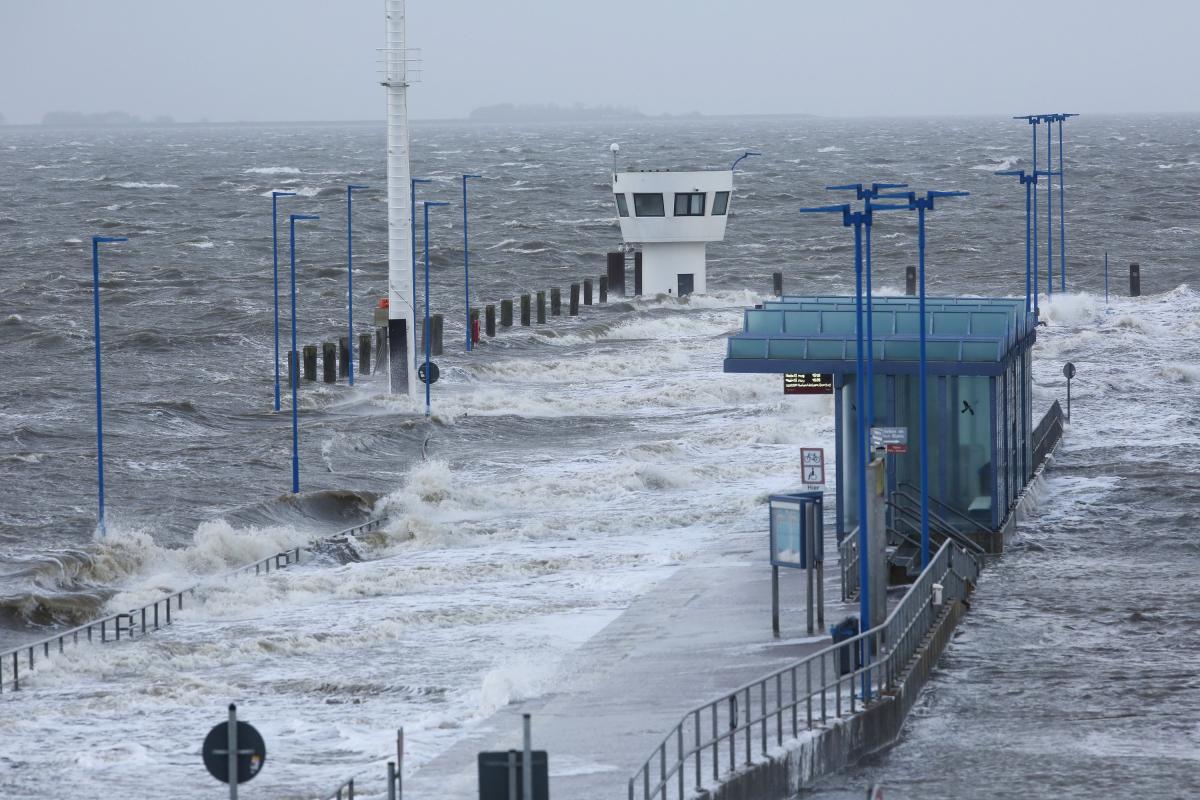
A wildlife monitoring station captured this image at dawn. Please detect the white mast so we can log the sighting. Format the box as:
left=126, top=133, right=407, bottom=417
left=384, top=0, right=416, bottom=398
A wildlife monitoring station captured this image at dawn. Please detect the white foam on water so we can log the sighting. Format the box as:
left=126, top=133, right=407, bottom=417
left=243, top=166, right=302, bottom=174
left=113, top=181, right=179, bottom=189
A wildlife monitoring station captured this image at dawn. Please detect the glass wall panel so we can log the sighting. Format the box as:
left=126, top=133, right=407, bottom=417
left=947, top=375, right=993, bottom=526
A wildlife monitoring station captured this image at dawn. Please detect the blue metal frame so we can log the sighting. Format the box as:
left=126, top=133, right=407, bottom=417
left=271, top=191, right=296, bottom=411
left=768, top=492, right=824, bottom=569
left=288, top=213, right=319, bottom=493
left=91, top=235, right=127, bottom=535
left=995, top=170, right=1037, bottom=313
left=462, top=174, right=482, bottom=352
left=422, top=200, right=450, bottom=417
left=1015, top=113, right=1078, bottom=299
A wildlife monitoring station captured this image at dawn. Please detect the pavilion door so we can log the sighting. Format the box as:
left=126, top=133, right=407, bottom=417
left=677, top=273, right=694, bottom=296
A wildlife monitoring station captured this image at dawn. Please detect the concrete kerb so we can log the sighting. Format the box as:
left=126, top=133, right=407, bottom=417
left=696, top=598, right=970, bottom=800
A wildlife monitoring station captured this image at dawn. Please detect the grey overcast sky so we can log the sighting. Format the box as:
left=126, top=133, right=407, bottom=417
left=1, top=0, right=1197, bottom=124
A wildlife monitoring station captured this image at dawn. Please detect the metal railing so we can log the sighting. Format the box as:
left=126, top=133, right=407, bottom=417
left=895, top=482, right=993, bottom=537
left=1032, top=400, right=1064, bottom=472
left=317, top=728, right=404, bottom=800
left=838, top=532, right=859, bottom=602
left=628, top=539, right=980, bottom=800
left=0, top=516, right=385, bottom=694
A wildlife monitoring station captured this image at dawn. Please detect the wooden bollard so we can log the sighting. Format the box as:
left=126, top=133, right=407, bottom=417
left=302, top=345, right=318, bottom=381
left=634, top=251, right=643, bottom=296
left=599, top=275, right=608, bottom=303
left=500, top=299, right=513, bottom=327
left=339, top=337, right=350, bottom=379
left=322, top=342, right=337, bottom=383
left=358, top=333, right=372, bottom=374
left=431, top=314, right=444, bottom=355
left=536, top=291, right=546, bottom=323
left=607, top=252, right=626, bottom=297
left=773, top=271, right=783, bottom=297
left=905, top=266, right=916, bottom=296
left=584, top=279, right=593, bottom=305
left=520, top=294, right=531, bottom=326
left=470, top=308, right=481, bottom=345
left=485, top=304, right=496, bottom=336
left=551, top=287, right=562, bottom=316
left=1129, top=262, right=1141, bottom=296
left=569, top=283, right=580, bottom=316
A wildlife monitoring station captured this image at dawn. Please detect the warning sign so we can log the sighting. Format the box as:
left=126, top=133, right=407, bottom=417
left=800, top=447, right=825, bottom=485
left=784, top=373, right=834, bottom=395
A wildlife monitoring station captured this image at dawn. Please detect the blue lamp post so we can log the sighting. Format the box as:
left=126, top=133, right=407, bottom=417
left=995, top=169, right=1038, bottom=313
left=421, top=200, right=450, bottom=417
left=91, top=234, right=127, bottom=536
left=410, top=177, right=433, bottom=320
left=271, top=191, right=296, bottom=411
left=345, top=184, right=369, bottom=386
left=288, top=213, right=319, bottom=493
left=874, top=190, right=969, bottom=569
left=730, top=150, right=761, bottom=171
left=1015, top=116, right=1041, bottom=306
left=462, top=173, right=482, bottom=352
left=799, top=200, right=873, bottom=697
left=827, top=183, right=908, bottom=427
left=1053, top=113, right=1079, bottom=291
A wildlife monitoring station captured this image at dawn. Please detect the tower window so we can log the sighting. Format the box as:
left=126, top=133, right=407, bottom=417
left=615, top=193, right=629, bottom=217
left=674, top=192, right=706, bottom=216
left=712, top=191, right=730, bottom=216
left=633, top=193, right=665, bottom=217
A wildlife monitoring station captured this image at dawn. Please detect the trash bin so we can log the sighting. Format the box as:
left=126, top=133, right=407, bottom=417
left=830, top=616, right=861, bottom=676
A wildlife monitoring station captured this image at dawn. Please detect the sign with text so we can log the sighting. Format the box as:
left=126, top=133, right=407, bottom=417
left=800, top=447, right=826, bottom=485
left=870, top=426, right=908, bottom=454
left=783, top=372, right=834, bottom=395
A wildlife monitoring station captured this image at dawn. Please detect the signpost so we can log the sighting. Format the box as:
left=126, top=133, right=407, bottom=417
left=202, top=704, right=266, bottom=799
left=870, top=426, right=908, bottom=454
left=418, top=361, right=440, bottom=385
left=801, top=447, right=825, bottom=486
left=784, top=372, right=834, bottom=395
left=1063, top=362, right=1075, bottom=421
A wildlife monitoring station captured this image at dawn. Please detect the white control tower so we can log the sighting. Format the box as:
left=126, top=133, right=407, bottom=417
left=611, top=166, right=733, bottom=296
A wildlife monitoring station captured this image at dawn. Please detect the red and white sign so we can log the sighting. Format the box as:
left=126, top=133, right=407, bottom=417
left=800, top=447, right=825, bottom=486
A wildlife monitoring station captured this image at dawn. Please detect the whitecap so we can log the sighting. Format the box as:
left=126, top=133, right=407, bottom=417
left=243, top=166, right=302, bottom=175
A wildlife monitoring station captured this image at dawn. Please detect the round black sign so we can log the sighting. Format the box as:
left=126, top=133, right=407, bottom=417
left=1063, top=362, right=1076, bottom=380
left=202, top=719, right=267, bottom=784
left=418, top=361, right=440, bottom=385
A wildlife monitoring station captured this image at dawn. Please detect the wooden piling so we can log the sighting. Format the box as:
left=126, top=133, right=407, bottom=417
left=520, top=294, right=531, bottom=326
left=486, top=304, right=496, bottom=336
left=583, top=279, right=593, bottom=305
left=1129, top=262, right=1141, bottom=296
left=358, top=333, right=372, bottom=374
left=905, top=266, right=916, bottom=296
left=599, top=275, right=608, bottom=303
left=339, top=337, right=350, bottom=379
left=500, top=299, right=513, bottom=327
left=634, top=251, right=643, bottom=296
left=322, top=342, right=337, bottom=383
left=431, top=314, right=444, bottom=355
left=569, top=283, right=580, bottom=316
left=303, top=345, right=318, bottom=382
left=773, top=271, right=783, bottom=297
left=606, top=252, right=626, bottom=297
left=551, top=287, right=562, bottom=316
left=536, top=291, right=546, bottom=324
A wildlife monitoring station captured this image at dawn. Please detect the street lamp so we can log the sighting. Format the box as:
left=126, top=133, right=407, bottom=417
left=288, top=213, right=319, bottom=493
left=346, top=184, right=369, bottom=386
left=730, top=150, right=761, bottom=171
left=410, top=177, right=433, bottom=317
left=462, top=173, right=482, bottom=352
left=91, top=234, right=127, bottom=536
left=826, top=182, right=908, bottom=426
left=995, top=169, right=1038, bottom=313
left=874, top=189, right=969, bottom=569
left=421, top=200, right=450, bottom=417
left=798, top=200, right=873, bottom=699
left=271, top=191, right=296, bottom=411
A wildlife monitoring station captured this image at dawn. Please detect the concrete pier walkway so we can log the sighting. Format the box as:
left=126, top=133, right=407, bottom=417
left=406, top=529, right=860, bottom=798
